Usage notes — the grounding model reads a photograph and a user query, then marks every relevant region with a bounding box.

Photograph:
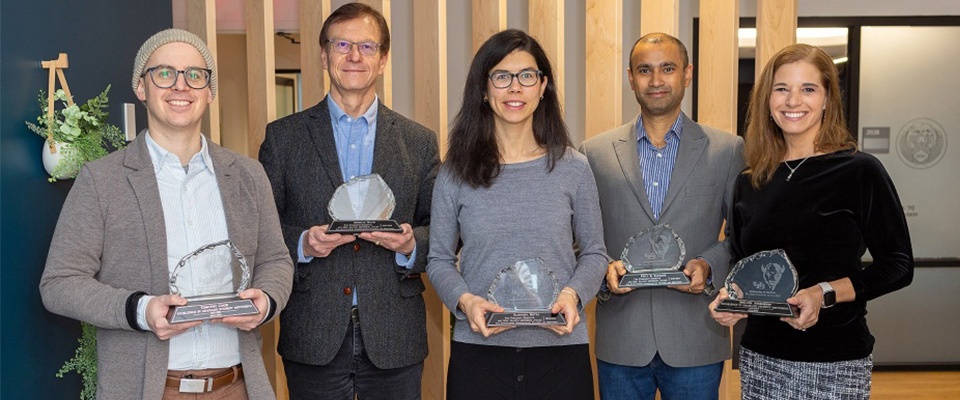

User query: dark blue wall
[1,1,171,398]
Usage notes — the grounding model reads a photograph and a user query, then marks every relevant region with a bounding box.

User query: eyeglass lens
[330,40,380,56]
[147,66,210,89]
[489,70,541,89]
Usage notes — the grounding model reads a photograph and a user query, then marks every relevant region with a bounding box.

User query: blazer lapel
[613,124,656,221]
[370,103,397,180]
[660,114,705,215]
[306,99,346,186]
[123,134,170,295]
[209,144,243,249]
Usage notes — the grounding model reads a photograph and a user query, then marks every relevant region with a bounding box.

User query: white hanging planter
[41,141,78,180]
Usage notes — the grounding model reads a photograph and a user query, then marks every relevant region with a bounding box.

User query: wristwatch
[818,282,836,308]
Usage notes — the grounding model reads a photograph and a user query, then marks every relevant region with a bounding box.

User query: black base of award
[715,299,799,317]
[619,271,690,288]
[327,220,403,234]
[168,293,260,323]
[485,311,567,327]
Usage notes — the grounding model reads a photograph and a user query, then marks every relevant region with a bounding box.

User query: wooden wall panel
[413,2,449,398]
[528,0,564,107]
[245,0,276,159]
[359,0,393,107]
[472,0,506,55]
[585,0,622,139]
[184,0,221,144]
[640,0,680,37]
[300,0,330,108]
[756,0,798,74]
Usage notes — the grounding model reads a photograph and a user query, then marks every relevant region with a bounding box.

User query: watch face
[823,289,837,307]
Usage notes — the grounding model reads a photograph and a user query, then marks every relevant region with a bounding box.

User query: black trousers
[447,341,594,400]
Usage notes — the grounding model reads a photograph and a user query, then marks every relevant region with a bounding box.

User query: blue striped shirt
[636,114,683,221]
[141,131,239,370]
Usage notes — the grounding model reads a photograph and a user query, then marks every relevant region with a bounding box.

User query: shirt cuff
[137,295,155,332]
[298,230,315,264]
[395,244,417,270]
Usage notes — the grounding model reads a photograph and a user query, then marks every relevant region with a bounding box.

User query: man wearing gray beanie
[40,28,293,400]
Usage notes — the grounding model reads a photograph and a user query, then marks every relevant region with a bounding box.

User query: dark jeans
[447,341,594,400]
[597,353,723,400]
[283,317,423,400]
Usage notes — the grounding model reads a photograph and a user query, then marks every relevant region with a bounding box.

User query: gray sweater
[427,149,608,347]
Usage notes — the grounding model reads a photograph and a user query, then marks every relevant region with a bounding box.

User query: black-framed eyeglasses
[488,69,542,89]
[141,65,212,90]
[327,39,381,56]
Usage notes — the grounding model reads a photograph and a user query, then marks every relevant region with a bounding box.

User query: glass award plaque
[326,174,403,234]
[485,258,566,327]
[715,249,799,317]
[619,224,690,288]
[167,240,260,323]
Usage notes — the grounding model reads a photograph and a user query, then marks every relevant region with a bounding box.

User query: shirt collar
[144,130,215,175]
[636,113,685,144]
[327,95,379,124]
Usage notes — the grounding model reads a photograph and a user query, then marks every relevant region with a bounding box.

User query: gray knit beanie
[132,28,217,96]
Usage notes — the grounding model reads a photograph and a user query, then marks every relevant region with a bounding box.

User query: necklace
[784,156,811,182]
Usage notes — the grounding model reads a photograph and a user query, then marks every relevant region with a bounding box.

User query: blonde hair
[743,43,855,188]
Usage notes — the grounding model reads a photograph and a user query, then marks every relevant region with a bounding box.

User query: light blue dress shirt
[136,131,239,370]
[636,114,683,221]
[297,96,416,305]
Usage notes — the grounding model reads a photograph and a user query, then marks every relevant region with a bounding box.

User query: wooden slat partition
[300,0,330,108]
[246,1,281,395]
[585,0,622,139]
[359,0,393,107]
[185,0,221,144]
[528,0,564,107]
[640,0,680,36]
[413,2,449,398]
[697,2,741,399]
[756,0,798,73]
[471,0,506,55]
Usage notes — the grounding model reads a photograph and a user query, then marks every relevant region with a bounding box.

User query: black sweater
[732,149,913,362]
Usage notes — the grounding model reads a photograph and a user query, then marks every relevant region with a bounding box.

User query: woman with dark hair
[426,29,607,399]
[709,43,913,399]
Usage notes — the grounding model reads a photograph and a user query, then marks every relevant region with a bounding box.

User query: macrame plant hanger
[40,53,74,153]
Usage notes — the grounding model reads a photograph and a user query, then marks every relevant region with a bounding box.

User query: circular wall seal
[896,118,947,169]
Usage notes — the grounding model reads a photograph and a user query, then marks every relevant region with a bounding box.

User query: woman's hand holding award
[485,258,566,327]
[715,249,800,317]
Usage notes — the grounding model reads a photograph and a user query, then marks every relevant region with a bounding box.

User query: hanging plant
[55,322,97,400]
[26,85,126,182]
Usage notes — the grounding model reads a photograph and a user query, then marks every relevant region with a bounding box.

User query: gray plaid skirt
[740,347,873,400]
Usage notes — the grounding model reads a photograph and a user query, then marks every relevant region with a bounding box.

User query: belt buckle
[179,377,212,393]
[351,307,360,324]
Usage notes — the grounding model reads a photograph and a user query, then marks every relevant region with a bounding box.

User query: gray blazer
[259,98,440,370]
[39,133,294,400]
[581,113,744,368]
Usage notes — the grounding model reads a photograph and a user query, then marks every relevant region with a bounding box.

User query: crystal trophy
[167,240,260,323]
[485,258,566,327]
[326,174,403,233]
[715,249,800,317]
[619,224,690,288]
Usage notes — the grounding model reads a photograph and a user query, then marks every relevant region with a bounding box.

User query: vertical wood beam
[756,0,797,75]
[185,0,222,144]
[697,0,739,135]
[300,0,330,108]
[472,0,506,54]
[529,0,564,107]
[245,0,276,159]
[639,0,680,37]
[413,2,449,398]
[359,0,393,107]
[585,0,622,139]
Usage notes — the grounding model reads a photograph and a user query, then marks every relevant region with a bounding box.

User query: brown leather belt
[165,365,243,393]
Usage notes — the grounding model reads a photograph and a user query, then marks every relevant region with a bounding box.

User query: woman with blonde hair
[709,43,913,399]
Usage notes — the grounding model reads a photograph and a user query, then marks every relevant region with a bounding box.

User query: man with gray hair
[40,28,293,400]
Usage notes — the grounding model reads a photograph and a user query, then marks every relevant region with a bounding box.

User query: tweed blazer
[39,133,294,400]
[259,98,440,369]
[580,113,745,368]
